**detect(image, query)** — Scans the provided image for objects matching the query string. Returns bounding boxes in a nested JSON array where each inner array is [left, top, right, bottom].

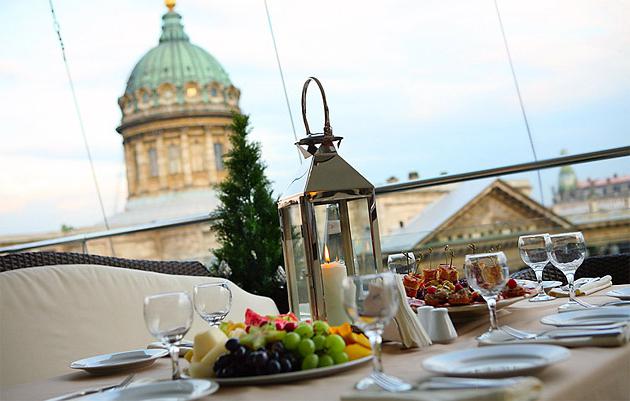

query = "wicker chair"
[[511, 253, 630, 285], [0, 251, 211, 277]]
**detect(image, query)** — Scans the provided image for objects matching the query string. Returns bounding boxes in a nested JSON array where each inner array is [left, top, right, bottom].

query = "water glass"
[[193, 282, 232, 326], [549, 232, 587, 307], [387, 252, 415, 274], [144, 291, 193, 380], [464, 252, 509, 341], [518, 233, 555, 302], [342, 272, 412, 392]]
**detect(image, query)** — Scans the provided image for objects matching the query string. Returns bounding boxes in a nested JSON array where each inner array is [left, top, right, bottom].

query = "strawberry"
[[507, 278, 517, 289], [426, 286, 437, 295], [454, 283, 463, 291]]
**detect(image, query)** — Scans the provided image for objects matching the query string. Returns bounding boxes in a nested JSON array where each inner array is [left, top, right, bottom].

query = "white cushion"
[[0, 264, 278, 387]]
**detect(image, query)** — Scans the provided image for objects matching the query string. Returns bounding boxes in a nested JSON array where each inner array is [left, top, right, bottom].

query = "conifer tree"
[[211, 113, 287, 311]]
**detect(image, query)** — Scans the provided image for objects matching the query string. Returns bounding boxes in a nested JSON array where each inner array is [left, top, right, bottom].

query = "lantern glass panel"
[[314, 203, 345, 263], [347, 198, 378, 275]]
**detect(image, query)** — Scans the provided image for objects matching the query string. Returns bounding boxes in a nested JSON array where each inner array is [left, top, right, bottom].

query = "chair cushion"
[[0, 264, 278, 387]]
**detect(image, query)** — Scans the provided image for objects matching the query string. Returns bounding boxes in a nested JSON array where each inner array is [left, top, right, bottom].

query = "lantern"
[[278, 77, 383, 324]]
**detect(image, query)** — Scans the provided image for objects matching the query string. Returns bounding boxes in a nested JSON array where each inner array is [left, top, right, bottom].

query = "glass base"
[[529, 292, 556, 302], [355, 373, 412, 392]]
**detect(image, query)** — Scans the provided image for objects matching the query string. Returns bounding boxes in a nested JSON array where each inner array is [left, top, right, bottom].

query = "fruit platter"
[[403, 264, 536, 318], [184, 309, 372, 385]]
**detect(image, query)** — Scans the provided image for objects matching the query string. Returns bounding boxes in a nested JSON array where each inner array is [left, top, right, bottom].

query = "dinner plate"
[[422, 344, 570, 378], [70, 349, 168, 374], [541, 308, 630, 327], [211, 355, 372, 385], [607, 287, 630, 300], [82, 379, 218, 401]]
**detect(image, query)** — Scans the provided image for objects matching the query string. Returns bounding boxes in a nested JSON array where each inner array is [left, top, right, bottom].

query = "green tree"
[[211, 113, 287, 311]]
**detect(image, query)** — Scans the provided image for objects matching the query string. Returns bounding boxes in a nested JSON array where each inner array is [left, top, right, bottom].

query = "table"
[[3, 286, 630, 401]]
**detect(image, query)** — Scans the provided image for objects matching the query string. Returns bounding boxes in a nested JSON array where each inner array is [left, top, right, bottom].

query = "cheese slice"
[[192, 327, 228, 362]]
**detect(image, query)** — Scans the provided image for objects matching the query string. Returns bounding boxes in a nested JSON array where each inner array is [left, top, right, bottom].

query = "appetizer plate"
[[422, 344, 570, 378], [70, 349, 168, 375], [607, 287, 630, 300], [83, 379, 217, 401], [211, 355, 372, 386], [445, 295, 528, 318], [541, 308, 630, 327]]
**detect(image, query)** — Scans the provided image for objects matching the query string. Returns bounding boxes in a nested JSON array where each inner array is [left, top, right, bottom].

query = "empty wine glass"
[[342, 272, 412, 392], [144, 292, 193, 380], [387, 252, 415, 274], [193, 282, 232, 326], [549, 232, 589, 308], [465, 252, 509, 341], [518, 234, 555, 302]]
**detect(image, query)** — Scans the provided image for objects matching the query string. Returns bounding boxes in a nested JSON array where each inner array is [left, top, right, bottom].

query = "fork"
[[47, 374, 136, 401], [370, 372, 413, 392], [501, 324, 626, 340]]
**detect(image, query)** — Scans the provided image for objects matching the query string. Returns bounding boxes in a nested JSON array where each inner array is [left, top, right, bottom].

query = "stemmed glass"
[[518, 234, 555, 302], [144, 292, 193, 380], [387, 252, 415, 274], [342, 272, 412, 392], [549, 232, 590, 309], [465, 252, 510, 341], [193, 282, 232, 326]]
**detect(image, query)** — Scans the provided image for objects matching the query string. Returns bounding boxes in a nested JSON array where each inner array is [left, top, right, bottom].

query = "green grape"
[[301, 354, 319, 370], [282, 332, 301, 351], [331, 351, 349, 365], [312, 320, 330, 335], [312, 334, 326, 351], [318, 354, 334, 367], [295, 323, 314, 338], [298, 338, 315, 357], [325, 334, 346, 354]]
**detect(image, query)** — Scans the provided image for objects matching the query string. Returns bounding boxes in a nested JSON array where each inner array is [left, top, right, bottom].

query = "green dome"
[[125, 11, 231, 94], [558, 150, 577, 193]]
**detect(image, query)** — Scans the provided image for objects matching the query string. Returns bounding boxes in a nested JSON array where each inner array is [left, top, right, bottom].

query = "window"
[[214, 143, 224, 171], [148, 147, 159, 177], [211, 88, 217, 97], [168, 144, 181, 174], [133, 147, 140, 182], [186, 87, 198, 97], [191, 141, 205, 172]]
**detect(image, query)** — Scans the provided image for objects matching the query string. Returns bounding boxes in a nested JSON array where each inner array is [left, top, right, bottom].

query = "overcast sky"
[[1, 0, 628, 236]]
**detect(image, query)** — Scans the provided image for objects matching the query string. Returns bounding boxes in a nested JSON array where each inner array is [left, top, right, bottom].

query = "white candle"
[[321, 245, 348, 326]]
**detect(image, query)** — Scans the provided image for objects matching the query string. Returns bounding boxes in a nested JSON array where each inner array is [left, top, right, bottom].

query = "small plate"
[[70, 349, 168, 375], [82, 379, 218, 401], [541, 308, 630, 326], [422, 344, 570, 378], [607, 287, 630, 300]]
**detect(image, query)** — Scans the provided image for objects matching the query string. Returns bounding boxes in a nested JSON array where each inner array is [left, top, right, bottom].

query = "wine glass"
[[464, 252, 510, 341], [518, 234, 555, 302], [342, 272, 412, 392], [144, 292, 193, 380], [193, 282, 232, 326], [549, 232, 588, 308], [387, 252, 415, 274]]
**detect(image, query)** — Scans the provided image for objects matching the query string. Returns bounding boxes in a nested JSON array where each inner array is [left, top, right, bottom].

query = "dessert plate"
[[422, 344, 570, 378], [210, 356, 372, 385], [82, 379, 217, 401], [607, 287, 630, 300], [70, 349, 168, 375], [541, 308, 630, 327]]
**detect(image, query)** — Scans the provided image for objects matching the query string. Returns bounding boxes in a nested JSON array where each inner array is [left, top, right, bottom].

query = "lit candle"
[[321, 245, 348, 326]]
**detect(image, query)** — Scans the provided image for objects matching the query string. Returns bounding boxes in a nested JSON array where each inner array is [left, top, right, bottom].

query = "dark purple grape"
[[214, 354, 232, 372], [233, 345, 247, 360], [267, 360, 282, 374], [270, 342, 285, 355], [252, 351, 269, 368], [225, 338, 240, 352], [280, 358, 293, 373], [269, 351, 281, 361]]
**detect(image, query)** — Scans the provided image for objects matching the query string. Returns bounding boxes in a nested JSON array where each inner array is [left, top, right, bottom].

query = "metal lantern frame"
[[278, 77, 383, 322]]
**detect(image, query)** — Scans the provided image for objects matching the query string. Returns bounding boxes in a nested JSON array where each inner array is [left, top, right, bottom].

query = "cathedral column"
[[123, 141, 137, 197], [156, 133, 168, 190], [134, 139, 146, 194], [181, 128, 193, 186], [204, 126, 216, 184]]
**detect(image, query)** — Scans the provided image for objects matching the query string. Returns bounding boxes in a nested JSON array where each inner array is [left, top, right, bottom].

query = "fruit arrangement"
[[185, 309, 371, 379]]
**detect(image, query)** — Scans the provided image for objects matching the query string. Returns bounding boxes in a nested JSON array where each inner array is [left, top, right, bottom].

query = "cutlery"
[[501, 324, 626, 340], [418, 376, 529, 390], [46, 374, 135, 401], [370, 372, 413, 392]]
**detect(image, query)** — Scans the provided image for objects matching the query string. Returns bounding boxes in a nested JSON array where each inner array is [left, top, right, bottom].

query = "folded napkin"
[[383, 275, 432, 349], [478, 325, 630, 348], [340, 376, 542, 401], [550, 275, 612, 297]]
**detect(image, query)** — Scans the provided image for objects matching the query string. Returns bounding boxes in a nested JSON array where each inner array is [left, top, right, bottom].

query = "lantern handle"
[[301, 77, 332, 136]]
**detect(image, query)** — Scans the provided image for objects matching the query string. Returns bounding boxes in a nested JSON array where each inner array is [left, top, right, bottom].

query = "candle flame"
[[324, 244, 330, 263]]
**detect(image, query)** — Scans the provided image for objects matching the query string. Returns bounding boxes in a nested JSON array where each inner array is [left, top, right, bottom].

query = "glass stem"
[[487, 297, 499, 330], [366, 330, 383, 374], [567, 273, 576, 303], [169, 343, 180, 380], [534, 269, 544, 294]]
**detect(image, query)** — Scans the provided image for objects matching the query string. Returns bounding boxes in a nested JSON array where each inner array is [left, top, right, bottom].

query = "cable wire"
[[264, 0, 302, 164], [493, 0, 545, 205]]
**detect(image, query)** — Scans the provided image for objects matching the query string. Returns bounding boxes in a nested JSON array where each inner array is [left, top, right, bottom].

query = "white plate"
[[82, 379, 218, 401], [70, 349, 168, 374], [212, 356, 372, 385], [422, 344, 570, 378], [516, 280, 562, 290], [445, 296, 527, 318], [607, 287, 630, 300], [541, 308, 630, 326]]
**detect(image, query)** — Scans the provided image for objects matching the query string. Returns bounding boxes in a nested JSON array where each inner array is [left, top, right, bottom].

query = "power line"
[[493, 0, 545, 205], [264, 0, 302, 164], [48, 0, 115, 254]]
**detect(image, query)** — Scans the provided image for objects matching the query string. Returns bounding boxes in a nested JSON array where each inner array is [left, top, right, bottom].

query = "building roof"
[[124, 9, 231, 94], [576, 175, 630, 189]]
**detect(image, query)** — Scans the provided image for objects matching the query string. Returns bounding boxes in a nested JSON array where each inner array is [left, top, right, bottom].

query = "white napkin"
[[550, 275, 613, 297], [382, 275, 432, 349], [340, 376, 542, 401], [478, 325, 630, 348]]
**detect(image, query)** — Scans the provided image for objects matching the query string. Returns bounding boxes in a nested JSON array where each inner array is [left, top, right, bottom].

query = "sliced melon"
[[192, 327, 228, 362]]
